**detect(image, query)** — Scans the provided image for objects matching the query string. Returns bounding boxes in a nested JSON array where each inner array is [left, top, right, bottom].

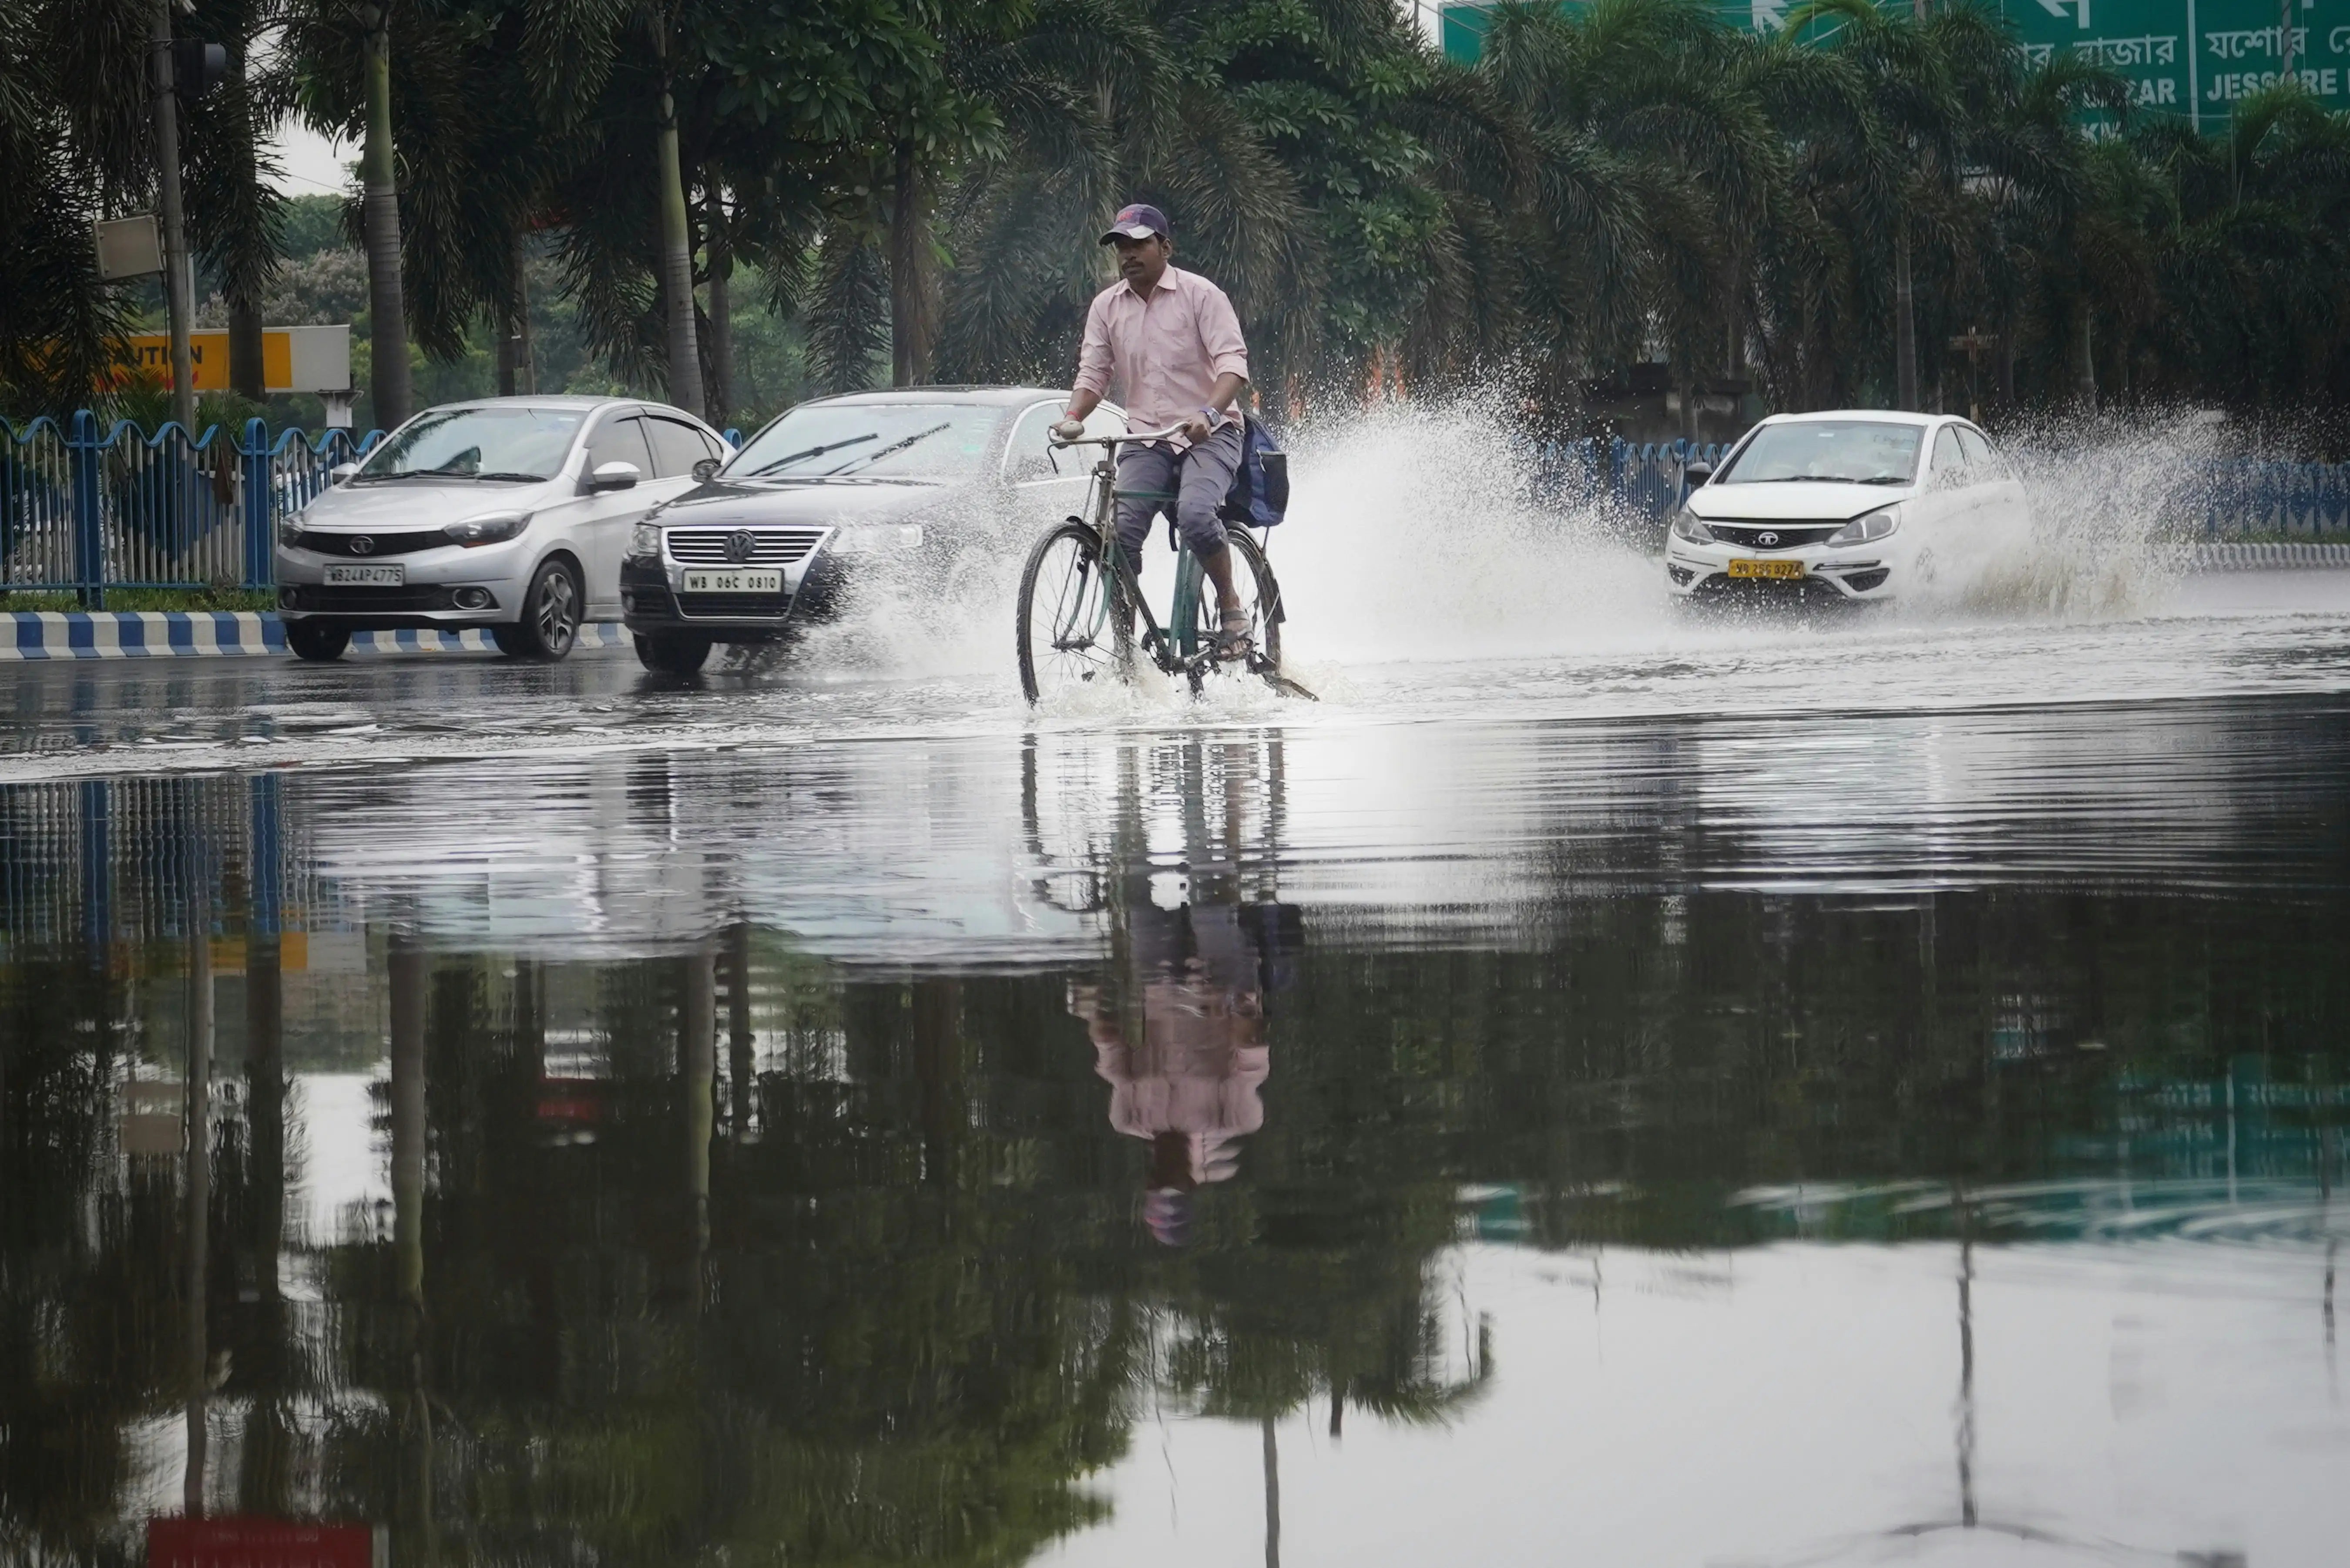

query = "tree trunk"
[[150, 3, 197, 433], [1261, 1414, 1281, 1568], [653, 64, 703, 419], [889, 140, 936, 388], [705, 186, 732, 428], [229, 295, 266, 403], [183, 896, 214, 1515], [1893, 226, 1918, 411], [389, 942, 426, 1319], [913, 979, 959, 1186], [726, 922, 754, 1142], [360, 5, 410, 430], [683, 948, 715, 1265], [226, 38, 268, 404], [2074, 306, 2097, 411], [497, 224, 533, 396]]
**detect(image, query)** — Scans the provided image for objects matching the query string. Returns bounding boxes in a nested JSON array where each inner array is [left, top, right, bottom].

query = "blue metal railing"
[[2, 416, 384, 607], [1527, 438, 1729, 521], [1530, 436, 2350, 537]]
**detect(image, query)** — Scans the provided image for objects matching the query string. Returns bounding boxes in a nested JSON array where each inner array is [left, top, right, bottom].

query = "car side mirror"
[[588, 460, 641, 492], [691, 457, 720, 483], [1683, 460, 1712, 486], [329, 462, 360, 485]]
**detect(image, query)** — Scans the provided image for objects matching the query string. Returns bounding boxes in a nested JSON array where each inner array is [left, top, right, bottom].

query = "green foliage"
[[12, 0, 2350, 432]]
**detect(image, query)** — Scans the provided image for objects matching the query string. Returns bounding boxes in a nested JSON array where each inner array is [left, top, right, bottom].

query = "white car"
[[1663, 410, 2031, 602], [275, 396, 730, 660]]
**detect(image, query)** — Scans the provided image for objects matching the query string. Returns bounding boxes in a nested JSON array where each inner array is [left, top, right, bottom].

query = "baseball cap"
[[1100, 203, 1169, 244]]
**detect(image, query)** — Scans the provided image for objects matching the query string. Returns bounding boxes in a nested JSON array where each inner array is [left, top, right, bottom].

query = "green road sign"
[[1437, 0, 2350, 127]]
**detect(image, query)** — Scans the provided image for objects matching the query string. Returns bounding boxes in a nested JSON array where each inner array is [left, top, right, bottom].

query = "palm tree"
[[0, 0, 149, 413], [184, 0, 289, 403], [283, 0, 412, 426]]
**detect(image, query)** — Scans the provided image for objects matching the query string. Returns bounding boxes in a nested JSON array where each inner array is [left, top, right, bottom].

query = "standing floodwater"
[[4, 670, 2349, 1566]]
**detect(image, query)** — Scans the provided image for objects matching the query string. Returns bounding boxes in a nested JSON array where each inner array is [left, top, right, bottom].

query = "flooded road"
[[7, 566, 2350, 1567]]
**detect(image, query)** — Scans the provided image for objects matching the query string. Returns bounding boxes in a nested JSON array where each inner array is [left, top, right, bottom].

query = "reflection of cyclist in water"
[[1074, 896, 1298, 1246], [1027, 734, 1298, 1244]]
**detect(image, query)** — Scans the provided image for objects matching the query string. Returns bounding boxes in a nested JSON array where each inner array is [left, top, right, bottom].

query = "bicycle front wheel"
[[1017, 521, 1132, 705]]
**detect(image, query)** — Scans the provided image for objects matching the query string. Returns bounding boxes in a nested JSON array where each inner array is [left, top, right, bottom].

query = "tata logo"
[[349, 536, 375, 555], [1756, 531, 1779, 547], [725, 530, 756, 563]]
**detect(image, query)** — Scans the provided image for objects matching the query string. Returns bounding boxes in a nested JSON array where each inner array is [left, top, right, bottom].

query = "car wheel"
[[284, 621, 349, 662], [500, 557, 583, 660], [634, 631, 713, 675]]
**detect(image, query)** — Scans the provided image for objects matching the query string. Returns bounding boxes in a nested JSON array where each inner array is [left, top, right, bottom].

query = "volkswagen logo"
[[725, 529, 756, 564], [1756, 531, 1779, 547], [349, 536, 376, 555]]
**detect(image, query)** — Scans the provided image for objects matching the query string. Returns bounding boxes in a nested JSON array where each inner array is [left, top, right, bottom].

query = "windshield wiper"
[[1735, 474, 1908, 484], [748, 433, 879, 477], [826, 421, 950, 476], [354, 469, 451, 482], [470, 470, 547, 482]]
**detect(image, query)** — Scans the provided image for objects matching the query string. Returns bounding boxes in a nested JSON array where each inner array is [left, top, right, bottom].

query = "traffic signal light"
[[174, 39, 228, 101]]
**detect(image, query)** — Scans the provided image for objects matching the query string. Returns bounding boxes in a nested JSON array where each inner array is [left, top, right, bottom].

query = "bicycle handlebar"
[[1048, 423, 1185, 449]]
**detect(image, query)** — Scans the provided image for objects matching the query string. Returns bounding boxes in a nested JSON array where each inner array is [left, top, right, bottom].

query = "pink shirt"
[[1073, 266, 1250, 442]]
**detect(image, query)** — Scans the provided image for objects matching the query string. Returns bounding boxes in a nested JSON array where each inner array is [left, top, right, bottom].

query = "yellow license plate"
[[1726, 558, 1804, 580]]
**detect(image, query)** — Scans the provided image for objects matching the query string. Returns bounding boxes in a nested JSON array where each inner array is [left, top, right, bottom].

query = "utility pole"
[[149, 0, 197, 433]]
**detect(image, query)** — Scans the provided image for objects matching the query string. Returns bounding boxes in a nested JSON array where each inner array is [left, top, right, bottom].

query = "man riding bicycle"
[[1054, 203, 1254, 653]]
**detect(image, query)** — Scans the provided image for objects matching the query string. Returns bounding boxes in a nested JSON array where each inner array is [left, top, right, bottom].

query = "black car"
[[619, 386, 1122, 673]]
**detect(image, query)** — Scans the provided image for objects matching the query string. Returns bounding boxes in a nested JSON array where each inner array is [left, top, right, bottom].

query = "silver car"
[[274, 396, 730, 660]]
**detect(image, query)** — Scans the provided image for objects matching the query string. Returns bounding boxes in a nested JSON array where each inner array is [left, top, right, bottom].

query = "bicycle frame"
[[1051, 424, 1231, 680], [1033, 423, 1312, 701]]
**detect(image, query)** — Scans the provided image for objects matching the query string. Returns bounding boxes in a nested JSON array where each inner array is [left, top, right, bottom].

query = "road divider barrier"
[[2, 612, 626, 659], [2189, 541, 2350, 569]]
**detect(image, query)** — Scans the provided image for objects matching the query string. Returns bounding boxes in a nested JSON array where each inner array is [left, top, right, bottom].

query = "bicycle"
[[1014, 423, 1316, 705]]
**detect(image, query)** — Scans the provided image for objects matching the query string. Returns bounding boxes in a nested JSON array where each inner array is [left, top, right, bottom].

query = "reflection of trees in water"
[[7, 761, 2350, 1564]]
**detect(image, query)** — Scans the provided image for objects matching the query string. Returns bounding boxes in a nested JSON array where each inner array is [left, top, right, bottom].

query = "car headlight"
[[1670, 509, 1714, 544], [627, 523, 662, 559], [1825, 507, 1899, 547], [277, 517, 305, 549], [830, 524, 926, 554], [442, 511, 530, 547]]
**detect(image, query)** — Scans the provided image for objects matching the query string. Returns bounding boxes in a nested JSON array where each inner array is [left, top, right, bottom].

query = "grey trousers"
[[1113, 420, 1244, 564]]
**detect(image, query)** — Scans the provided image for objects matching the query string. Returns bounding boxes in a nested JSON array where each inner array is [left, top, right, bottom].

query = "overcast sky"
[[269, 122, 352, 198]]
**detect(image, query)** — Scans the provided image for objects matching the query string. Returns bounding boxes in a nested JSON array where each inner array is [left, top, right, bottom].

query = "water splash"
[[754, 399, 2273, 701], [1925, 407, 2223, 621]]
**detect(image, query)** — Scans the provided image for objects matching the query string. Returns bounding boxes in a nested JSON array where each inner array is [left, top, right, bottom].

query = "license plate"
[[1726, 558, 1804, 580], [682, 569, 782, 594], [324, 563, 404, 586]]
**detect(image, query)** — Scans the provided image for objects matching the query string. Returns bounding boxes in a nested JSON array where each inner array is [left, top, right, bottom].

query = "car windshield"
[[728, 403, 1001, 480], [358, 406, 583, 482], [1716, 420, 1923, 485]]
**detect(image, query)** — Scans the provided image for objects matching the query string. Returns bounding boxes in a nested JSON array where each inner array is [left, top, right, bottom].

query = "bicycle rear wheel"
[[1179, 529, 1283, 684], [1017, 521, 1132, 704]]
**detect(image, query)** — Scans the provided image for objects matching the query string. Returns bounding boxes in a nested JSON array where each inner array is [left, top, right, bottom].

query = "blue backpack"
[[1219, 416, 1290, 527]]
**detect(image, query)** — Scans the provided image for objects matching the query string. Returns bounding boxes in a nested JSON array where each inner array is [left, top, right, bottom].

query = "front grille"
[[1705, 523, 1842, 551], [1693, 574, 1842, 600], [289, 529, 451, 557], [668, 527, 826, 565], [282, 584, 461, 611], [678, 592, 789, 618]]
